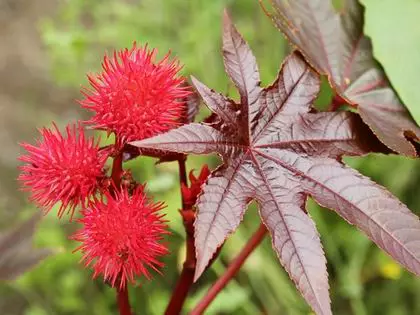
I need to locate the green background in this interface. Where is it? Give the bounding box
[0,0,419,314]
[361,0,420,125]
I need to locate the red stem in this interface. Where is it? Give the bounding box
[117,285,131,315]
[111,151,123,189]
[111,148,132,314]
[177,156,188,187]
[165,156,197,315]
[191,224,268,315]
[164,241,196,315]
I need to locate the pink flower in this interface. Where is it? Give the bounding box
[81,43,190,146]
[18,123,108,218]
[72,186,169,288]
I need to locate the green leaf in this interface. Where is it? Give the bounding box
[361,0,420,124]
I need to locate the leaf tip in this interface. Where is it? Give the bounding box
[193,259,207,283]
[128,138,153,149]
[128,140,141,148]
[222,8,231,26]
[190,75,200,90]
[222,8,237,39]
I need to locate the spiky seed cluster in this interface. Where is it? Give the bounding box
[18,123,108,218]
[81,43,191,146]
[72,186,169,288]
[19,42,180,285]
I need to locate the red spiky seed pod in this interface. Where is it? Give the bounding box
[18,123,108,219]
[81,43,191,146]
[72,186,169,288]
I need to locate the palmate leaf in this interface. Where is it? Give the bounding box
[131,11,420,315]
[267,0,420,156]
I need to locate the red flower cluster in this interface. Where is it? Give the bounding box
[18,43,188,285]
[73,186,169,288]
[81,43,191,146]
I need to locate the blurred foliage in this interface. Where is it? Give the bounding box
[361,0,420,125]
[1,0,420,314]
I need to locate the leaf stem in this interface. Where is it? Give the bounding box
[191,224,267,315]
[165,155,196,315]
[116,285,131,315]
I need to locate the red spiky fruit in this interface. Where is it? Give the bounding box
[81,43,190,146]
[18,123,108,218]
[72,186,169,288]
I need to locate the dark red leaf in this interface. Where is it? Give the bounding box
[268,0,420,156]
[0,213,53,281]
[222,9,261,141]
[130,12,420,315]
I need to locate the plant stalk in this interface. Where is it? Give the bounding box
[191,224,268,315]
[177,155,188,187]
[116,285,131,315]
[165,156,197,315]
[111,151,123,189]
[111,148,132,314]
